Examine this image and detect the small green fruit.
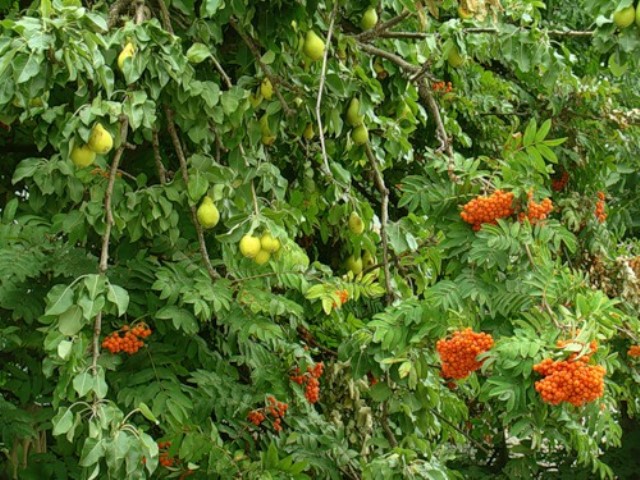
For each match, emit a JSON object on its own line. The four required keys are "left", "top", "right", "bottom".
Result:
{"left": 117, "top": 42, "right": 135, "bottom": 72}
{"left": 447, "top": 46, "right": 465, "bottom": 68}
{"left": 87, "top": 123, "right": 113, "bottom": 155}
{"left": 346, "top": 98, "right": 363, "bottom": 127}
{"left": 345, "top": 255, "right": 363, "bottom": 275}
{"left": 249, "top": 93, "right": 263, "bottom": 108}
{"left": 240, "top": 235, "right": 262, "bottom": 258}
{"left": 70, "top": 145, "right": 96, "bottom": 168}
{"left": 361, "top": 7, "right": 378, "bottom": 30}
{"left": 303, "top": 123, "right": 315, "bottom": 140}
{"left": 260, "top": 78, "right": 273, "bottom": 100}
{"left": 303, "top": 30, "right": 325, "bottom": 61}
{"left": 196, "top": 197, "right": 220, "bottom": 229}
{"left": 348, "top": 212, "right": 365, "bottom": 235}
{"left": 254, "top": 249, "right": 271, "bottom": 265}
{"left": 260, "top": 233, "right": 281, "bottom": 253}
{"left": 636, "top": 6, "right": 640, "bottom": 27}
{"left": 613, "top": 6, "right": 635, "bottom": 28}
{"left": 352, "top": 125, "right": 369, "bottom": 145}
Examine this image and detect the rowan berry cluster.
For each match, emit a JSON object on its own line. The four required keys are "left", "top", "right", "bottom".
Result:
{"left": 533, "top": 339, "right": 605, "bottom": 407}
{"left": 436, "top": 328, "right": 494, "bottom": 379}
{"left": 551, "top": 171, "right": 569, "bottom": 192}
{"left": 460, "top": 190, "right": 515, "bottom": 231}
{"left": 333, "top": 289, "right": 349, "bottom": 309}
{"left": 290, "top": 362, "right": 324, "bottom": 403}
{"left": 432, "top": 81, "right": 453, "bottom": 93}
{"left": 101, "top": 323, "right": 152, "bottom": 354}
{"left": 157, "top": 441, "right": 175, "bottom": 468}
{"left": 628, "top": 345, "right": 640, "bottom": 357}
{"left": 595, "top": 191, "right": 607, "bottom": 223}
{"left": 519, "top": 192, "right": 553, "bottom": 224}
{"left": 248, "top": 396, "right": 288, "bottom": 432}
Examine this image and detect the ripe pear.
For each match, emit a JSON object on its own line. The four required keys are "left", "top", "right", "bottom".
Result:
{"left": 361, "top": 7, "right": 378, "bottom": 30}
{"left": 87, "top": 123, "right": 113, "bottom": 154}
{"left": 260, "top": 78, "right": 273, "bottom": 100}
{"left": 352, "top": 125, "right": 369, "bottom": 145}
{"left": 196, "top": 197, "right": 220, "bottom": 229}
{"left": 260, "top": 233, "right": 281, "bottom": 253}
{"left": 240, "top": 235, "right": 262, "bottom": 258}
{"left": 254, "top": 250, "right": 271, "bottom": 265}
{"left": 348, "top": 211, "right": 365, "bottom": 235}
{"left": 447, "top": 46, "right": 465, "bottom": 68}
{"left": 70, "top": 144, "right": 96, "bottom": 168}
{"left": 303, "top": 123, "right": 315, "bottom": 140}
{"left": 345, "top": 255, "right": 363, "bottom": 275}
{"left": 346, "top": 98, "right": 363, "bottom": 127}
{"left": 117, "top": 42, "right": 135, "bottom": 72}
{"left": 303, "top": 30, "right": 325, "bottom": 61}
{"left": 613, "top": 6, "right": 635, "bottom": 28}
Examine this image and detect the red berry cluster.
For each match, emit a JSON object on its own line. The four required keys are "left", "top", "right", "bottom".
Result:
{"left": 101, "top": 323, "right": 152, "bottom": 354}
{"left": 248, "top": 396, "right": 288, "bottom": 433}
{"left": 551, "top": 171, "right": 569, "bottom": 192}
{"left": 595, "top": 191, "right": 607, "bottom": 223}
{"left": 432, "top": 81, "right": 453, "bottom": 93}
{"left": 533, "top": 339, "right": 605, "bottom": 407}
{"left": 290, "top": 362, "right": 324, "bottom": 404}
{"left": 628, "top": 345, "right": 640, "bottom": 357}
{"left": 436, "top": 328, "right": 494, "bottom": 379}
{"left": 518, "top": 192, "right": 553, "bottom": 224}
{"left": 460, "top": 190, "right": 515, "bottom": 231}
{"left": 157, "top": 441, "right": 175, "bottom": 468}
{"left": 332, "top": 289, "right": 349, "bottom": 309}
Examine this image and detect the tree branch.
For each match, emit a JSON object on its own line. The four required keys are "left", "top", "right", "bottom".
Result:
{"left": 107, "top": 0, "right": 132, "bottom": 28}
{"left": 164, "top": 107, "right": 219, "bottom": 281}
{"left": 429, "top": 408, "right": 492, "bottom": 455}
{"left": 153, "top": 0, "right": 173, "bottom": 34}
{"left": 355, "top": 10, "right": 412, "bottom": 42}
{"left": 151, "top": 129, "right": 167, "bottom": 184}
{"left": 381, "top": 398, "right": 398, "bottom": 448}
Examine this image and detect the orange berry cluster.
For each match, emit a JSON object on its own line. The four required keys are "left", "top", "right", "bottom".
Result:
{"left": 595, "top": 192, "right": 607, "bottom": 223}
{"left": 533, "top": 339, "right": 605, "bottom": 407}
{"left": 436, "top": 328, "right": 494, "bottom": 379}
{"left": 247, "top": 396, "right": 288, "bottom": 432}
{"left": 290, "top": 362, "right": 324, "bottom": 404}
{"left": 157, "top": 441, "right": 176, "bottom": 468}
{"left": 101, "top": 323, "right": 152, "bottom": 355}
{"left": 551, "top": 171, "right": 569, "bottom": 192}
{"left": 332, "top": 289, "right": 349, "bottom": 309}
{"left": 460, "top": 190, "right": 515, "bottom": 231}
{"left": 628, "top": 345, "right": 640, "bottom": 357}
{"left": 518, "top": 192, "right": 553, "bottom": 224}
{"left": 432, "top": 81, "right": 453, "bottom": 93}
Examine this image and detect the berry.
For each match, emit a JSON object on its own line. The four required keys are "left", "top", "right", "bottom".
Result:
{"left": 290, "top": 362, "right": 324, "bottom": 403}
{"left": 595, "top": 192, "right": 607, "bottom": 223}
{"left": 518, "top": 191, "right": 553, "bottom": 225}
{"left": 436, "top": 328, "right": 494, "bottom": 379}
{"left": 628, "top": 345, "right": 640, "bottom": 357}
{"left": 460, "top": 190, "right": 515, "bottom": 231}
{"left": 552, "top": 171, "right": 569, "bottom": 192}
{"left": 101, "top": 322, "right": 152, "bottom": 355}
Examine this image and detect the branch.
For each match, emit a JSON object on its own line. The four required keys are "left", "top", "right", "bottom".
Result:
{"left": 153, "top": 0, "right": 173, "bottom": 34}
{"left": 92, "top": 116, "right": 129, "bottom": 374}
{"left": 315, "top": 1, "right": 339, "bottom": 178}
{"left": 229, "top": 18, "right": 294, "bottom": 117}
{"left": 364, "top": 144, "right": 393, "bottom": 303}
{"left": 164, "top": 107, "right": 219, "bottom": 281}
{"left": 355, "top": 10, "right": 411, "bottom": 42}
{"left": 381, "top": 399, "right": 398, "bottom": 448}
{"left": 107, "top": 0, "right": 132, "bottom": 28}
{"left": 151, "top": 129, "right": 167, "bottom": 184}
{"left": 429, "top": 408, "right": 492, "bottom": 455}
{"left": 210, "top": 55, "right": 232, "bottom": 89}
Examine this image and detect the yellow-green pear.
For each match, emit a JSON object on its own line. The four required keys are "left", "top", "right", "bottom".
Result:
{"left": 613, "top": 6, "right": 635, "bottom": 28}
{"left": 637, "top": 5, "right": 640, "bottom": 27}
{"left": 196, "top": 197, "right": 220, "bottom": 229}
{"left": 240, "top": 235, "right": 262, "bottom": 258}
{"left": 260, "top": 233, "right": 281, "bottom": 253}
{"left": 348, "top": 211, "right": 365, "bottom": 235}
{"left": 303, "top": 123, "right": 315, "bottom": 140}
{"left": 254, "top": 250, "right": 271, "bottom": 265}
{"left": 303, "top": 30, "right": 325, "bottom": 61}
{"left": 87, "top": 123, "right": 113, "bottom": 154}
{"left": 345, "top": 255, "right": 363, "bottom": 275}
{"left": 70, "top": 145, "right": 96, "bottom": 168}
{"left": 260, "top": 78, "right": 274, "bottom": 100}
{"left": 361, "top": 7, "right": 378, "bottom": 30}
{"left": 346, "top": 98, "right": 363, "bottom": 127}
{"left": 117, "top": 42, "right": 135, "bottom": 72}
{"left": 447, "top": 46, "right": 465, "bottom": 68}
{"left": 352, "top": 125, "right": 369, "bottom": 145}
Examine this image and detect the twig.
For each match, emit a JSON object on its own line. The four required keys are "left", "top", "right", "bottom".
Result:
{"left": 210, "top": 55, "right": 232, "bottom": 89}
{"left": 107, "top": 0, "right": 132, "bottom": 28}
{"left": 315, "top": 1, "right": 339, "bottom": 178}
{"left": 151, "top": 129, "right": 167, "bottom": 184}
{"left": 381, "top": 399, "right": 398, "bottom": 448}
{"left": 92, "top": 116, "right": 129, "bottom": 374}
{"left": 360, "top": 236, "right": 439, "bottom": 276}
{"left": 356, "top": 11, "right": 411, "bottom": 42}
{"left": 164, "top": 107, "right": 219, "bottom": 281}
{"left": 133, "top": 0, "right": 146, "bottom": 24}
{"left": 429, "top": 408, "right": 491, "bottom": 455}
{"left": 364, "top": 144, "right": 393, "bottom": 303}
{"left": 153, "top": 0, "right": 173, "bottom": 33}
{"left": 229, "top": 18, "right": 293, "bottom": 117}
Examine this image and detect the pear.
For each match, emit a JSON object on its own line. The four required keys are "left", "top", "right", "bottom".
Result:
{"left": 351, "top": 125, "right": 369, "bottom": 145}
{"left": 303, "top": 123, "right": 315, "bottom": 140}
{"left": 613, "top": 6, "right": 635, "bottom": 28}
{"left": 346, "top": 98, "right": 363, "bottom": 127}
{"left": 87, "top": 123, "right": 113, "bottom": 155}
{"left": 260, "top": 233, "right": 281, "bottom": 253}
{"left": 447, "top": 46, "right": 465, "bottom": 68}
{"left": 260, "top": 78, "right": 273, "bottom": 100}
{"left": 196, "top": 197, "right": 220, "bottom": 229}
{"left": 303, "top": 30, "right": 325, "bottom": 61}
{"left": 637, "top": 5, "right": 640, "bottom": 27}
{"left": 240, "top": 235, "right": 262, "bottom": 258}
{"left": 254, "top": 249, "right": 271, "bottom": 265}
{"left": 458, "top": 6, "right": 473, "bottom": 20}
{"left": 361, "top": 7, "right": 378, "bottom": 30}
{"left": 249, "top": 93, "right": 263, "bottom": 108}
{"left": 117, "top": 42, "right": 135, "bottom": 72}
{"left": 348, "top": 211, "right": 365, "bottom": 235}
{"left": 262, "top": 135, "right": 276, "bottom": 146}
{"left": 70, "top": 145, "right": 96, "bottom": 168}
{"left": 345, "top": 255, "right": 363, "bottom": 275}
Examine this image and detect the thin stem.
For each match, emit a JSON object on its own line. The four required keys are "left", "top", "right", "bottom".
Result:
{"left": 153, "top": 0, "right": 173, "bottom": 33}
{"left": 355, "top": 11, "right": 411, "bottom": 42}
{"left": 151, "top": 129, "right": 166, "bottom": 184}
{"left": 429, "top": 408, "right": 492, "bottom": 455}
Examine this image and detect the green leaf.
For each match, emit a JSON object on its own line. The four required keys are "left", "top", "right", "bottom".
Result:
{"left": 535, "top": 119, "right": 551, "bottom": 143}
{"left": 368, "top": 383, "right": 392, "bottom": 402}
{"left": 106, "top": 284, "right": 129, "bottom": 316}
{"left": 57, "top": 340, "right": 73, "bottom": 360}
{"left": 79, "top": 437, "right": 105, "bottom": 467}
{"left": 186, "top": 43, "right": 210, "bottom": 64}
{"left": 45, "top": 284, "right": 75, "bottom": 316}
{"left": 200, "top": 0, "right": 223, "bottom": 17}
{"left": 522, "top": 119, "right": 537, "bottom": 147}
{"left": 138, "top": 402, "right": 160, "bottom": 425}
{"left": 73, "top": 371, "right": 94, "bottom": 397}
{"left": 58, "top": 305, "right": 84, "bottom": 335}
{"left": 52, "top": 408, "right": 74, "bottom": 436}
{"left": 187, "top": 170, "right": 209, "bottom": 203}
